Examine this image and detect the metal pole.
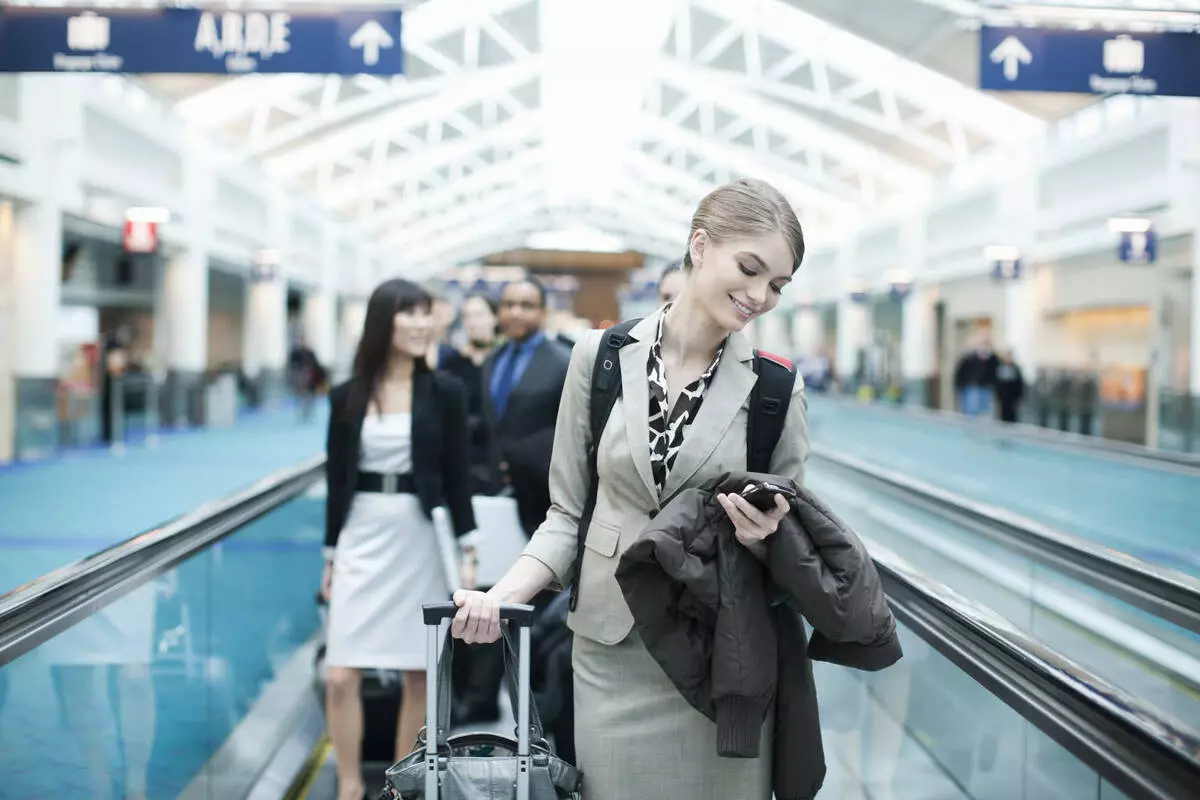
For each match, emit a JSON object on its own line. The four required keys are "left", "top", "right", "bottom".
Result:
{"left": 110, "top": 376, "right": 126, "bottom": 455}
{"left": 425, "top": 623, "right": 440, "bottom": 799}
{"left": 516, "top": 624, "right": 531, "bottom": 800}
{"left": 146, "top": 377, "right": 160, "bottom": 447}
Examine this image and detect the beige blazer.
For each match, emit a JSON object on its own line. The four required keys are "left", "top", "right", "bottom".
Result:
{"left": 522, "top": 310, "right": 811, "bottom": 646}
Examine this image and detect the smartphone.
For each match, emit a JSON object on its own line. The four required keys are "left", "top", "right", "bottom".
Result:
{"left": 739, "top": 480, "right": 797, "bottom": 511}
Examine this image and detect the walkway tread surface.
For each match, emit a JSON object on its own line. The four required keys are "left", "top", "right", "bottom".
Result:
{"left": 807, "top": 398, "right": 1200, "bottom": 577}
{"left": 0, "top": 405, "right": 327, "bottom": 596}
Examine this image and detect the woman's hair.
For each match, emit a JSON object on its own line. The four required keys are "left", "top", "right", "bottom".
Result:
{"left": 461, "top": 291, "right": 500, "bottom": 341}
{"left": 462, "top": 291, "right": 498, "bottom": 317}
{"left": 349, "top": 278, "right": 432, "bottom": 415}
{"left": 682, "top": 178, "right": 805, "bottom": 273}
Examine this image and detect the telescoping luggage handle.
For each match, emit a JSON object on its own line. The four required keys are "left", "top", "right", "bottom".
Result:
{"left": 422, "top": 602, "right": 537, "bottom": 800}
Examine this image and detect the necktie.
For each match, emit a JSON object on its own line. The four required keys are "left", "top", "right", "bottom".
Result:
{"left": 492, "top": 343, "right": 521, "bottom": 419}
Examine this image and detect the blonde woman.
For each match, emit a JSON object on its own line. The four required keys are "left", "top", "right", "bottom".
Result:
{"left": 451, "top": 178, "right": 810, "bottom": 798}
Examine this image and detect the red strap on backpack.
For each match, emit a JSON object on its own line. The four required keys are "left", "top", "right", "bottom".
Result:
{"left": 756, "top": 350, "right": 793, "bottom": 371}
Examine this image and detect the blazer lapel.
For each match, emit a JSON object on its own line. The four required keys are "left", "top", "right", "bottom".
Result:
{"left": 660, "top": 330, "right": 757, "bottom": 501}
{"left": 503, "top": 338, "right": 552, "bottom": 421}
{"left": 411, "top": 371, "right": 436, "bottom": 472}
{"left": 619, "top": 315, "right": 661, "bottom": 503}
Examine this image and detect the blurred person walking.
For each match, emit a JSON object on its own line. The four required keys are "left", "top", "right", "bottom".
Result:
{"left": 994, "top": 349, "right": 1026, "bottom": 423}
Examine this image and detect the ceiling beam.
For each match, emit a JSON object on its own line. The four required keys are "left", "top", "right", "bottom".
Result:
{"left": 638, "top": 114, "right": 857, "bottom": 212}
{"left": 679, "top": 0, "right": 1043, "bottom": 153}
{"left": 362, "top": 146, "right": 546, "bottom": 231}
{"left": 263, "top": 61, "right": 542, "bottom": 178}
{"left": 384, "top": 182, "right": 548, "bottom": 249}
{"left": 655, "top": 59, "right": 931, "bottom": 190}
{"left": 320, "top": 113, "right": 543, "bottom": 207}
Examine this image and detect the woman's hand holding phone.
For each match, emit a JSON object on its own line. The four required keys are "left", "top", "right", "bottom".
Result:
{"left": 716, "top": 484, "right": 790, "bottom": 559}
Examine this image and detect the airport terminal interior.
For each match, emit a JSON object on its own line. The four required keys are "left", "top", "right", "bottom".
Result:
{"left": 1, "top": 0, "right": 1199, "bottom": 798}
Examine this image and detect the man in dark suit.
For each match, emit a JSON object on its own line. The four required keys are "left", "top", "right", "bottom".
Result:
{"left": 455, "top": 276, "right": 570, "bottom": 725}
{"left": 483, "top": 277, "right": 572, "bottom": 538}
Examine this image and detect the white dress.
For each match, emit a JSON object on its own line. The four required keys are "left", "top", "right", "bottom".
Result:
{"left": 325, "top": 412, "right": 451, "bottom": 671}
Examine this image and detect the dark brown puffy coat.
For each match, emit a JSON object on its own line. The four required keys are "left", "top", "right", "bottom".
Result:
{"left": 615, "top": 471, "right": 902, "bottom": 800}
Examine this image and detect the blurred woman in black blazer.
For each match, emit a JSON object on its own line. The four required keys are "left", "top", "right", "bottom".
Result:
{"left": 322, "top": 278, "right": 477, "bottom": 800}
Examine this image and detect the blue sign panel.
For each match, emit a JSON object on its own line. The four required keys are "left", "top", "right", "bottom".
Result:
{"left": 991, "top": 259, "right": 1022, "bottom": 282}
{"left": 1119, "top": 230, "right": 1158, "bottom": 265}
{"left": 0, "top": 7, "right": 403, "bottom": 75}
{"left": 980, "top": 26, "right": 1200, "bottom": 97}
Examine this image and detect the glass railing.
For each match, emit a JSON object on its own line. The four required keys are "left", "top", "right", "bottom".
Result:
{"left": 0, "top": 459, "right": 324, "bottom": 799}
{"left": 1159, "top": 389, "right": 1199, "bottom": 454}
{"left": 808, "top": 457, "right": 1200, "bottom": 734}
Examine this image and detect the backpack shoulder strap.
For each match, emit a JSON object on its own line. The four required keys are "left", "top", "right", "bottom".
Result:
{"left": 588, "top": 319, "right": 639, "bottom": 448}
{"left": 570, "top": 319, "right": 640, "bottom": 611}
{"left": 747, "top": 350, "right": 796, "bottom": 474}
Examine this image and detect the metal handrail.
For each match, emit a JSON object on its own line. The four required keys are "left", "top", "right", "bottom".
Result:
{"left": 813, "top": 393, "right": 1200, "bottom": 473}
{"left": 812, "top": 444, "right": 1200, "bottom": 636}
{"left": 0, "top": 454, "right": 324, "bottom": 668}
{"left": 873, "top": 539, "right": 1200, "bottom": 800}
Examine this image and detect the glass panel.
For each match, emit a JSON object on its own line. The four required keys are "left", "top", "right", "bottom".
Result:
{"left": 816, "top": 619, "right": 1112, "bottom": 800}
{"left": 0, "top": 491, "right": 324, "bottom": 798}
{"left": 807, "top": 462, "right": 1200, "bottom": 734}
{"left": 1100, "top": 778, "right": 1134, "bottom": 800}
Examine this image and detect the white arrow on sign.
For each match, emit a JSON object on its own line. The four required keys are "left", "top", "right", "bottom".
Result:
{"left": 990, "top": 35, "right": 1032, "bottom": 81}
{"left": 349, "top": 19, "right": 394, "bottom": 67}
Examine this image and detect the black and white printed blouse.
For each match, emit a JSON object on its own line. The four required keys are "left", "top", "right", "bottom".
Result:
{"left": 646, "top": 309, "right": 725, "bottom": 495}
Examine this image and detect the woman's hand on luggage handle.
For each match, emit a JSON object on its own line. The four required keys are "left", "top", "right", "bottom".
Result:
{"left": 451, "top": 589, "right": 502, "bottom": 644}
{"left": 716, "top": 491, "right": 789, "bottom": 561}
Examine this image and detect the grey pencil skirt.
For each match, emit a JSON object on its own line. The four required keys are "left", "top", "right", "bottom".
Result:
{"left": 572, "top": 629, "right": 773, "bottom": 799}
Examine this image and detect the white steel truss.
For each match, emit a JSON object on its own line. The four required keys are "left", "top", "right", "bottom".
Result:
{"left": 665, "top": 0, "right": 1043, "bottom": 165}
{"left": 150, "top": 0, "right": 1061, "bottom": 271}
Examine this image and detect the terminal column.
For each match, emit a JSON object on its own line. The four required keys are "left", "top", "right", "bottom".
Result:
{"left": 1191, "top": 235, "right": 1200, "bottom": 399}
{"left": 243, "top": 265, "right": 288, "bottom": 406}
{"left": 303, "top": 226, "right": 339, "bottom": 374}
{"left": 303, "top": 290, "right": 336, "bottom": 374}
{"left": 1003, "top": 274, "right": 1045, "bottom": 374}
{"left": 163, "top": 135, "right": 214, "bottom": 425}
{"left": 791, "top": 305, "right": 823, "bottom": 360}
{"left": 901, "top": 284, "right": 938, "bottom": 407}
{"left": 9, "top": 200, "right": 64, "bottom": 459}
{"left": 162, "top": 249, "right": 209, "bottom": 426}
{"left": 337, "top": 297, "right": 367, "bottom": 379}
{"left": 836, "top": 296, "right": 869, "bottom": 391}
{"left": 754, "top": 311, "right": 791, "bottom": 356}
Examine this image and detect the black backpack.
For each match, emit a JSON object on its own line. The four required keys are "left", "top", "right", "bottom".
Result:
{"left": 568, "top": 318, "right": 796, "bottom": 610}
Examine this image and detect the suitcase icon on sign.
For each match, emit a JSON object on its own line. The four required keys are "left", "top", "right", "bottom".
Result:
{"left": 68, "top": 11, "right": 110, "bottom": 52}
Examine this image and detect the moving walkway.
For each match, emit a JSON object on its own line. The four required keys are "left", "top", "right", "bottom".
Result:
{"left": 1, "top": 456, "right": 1197, "bottom": 799}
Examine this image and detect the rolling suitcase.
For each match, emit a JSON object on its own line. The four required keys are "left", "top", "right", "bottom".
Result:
{"left": 381, "top": 602, "right": 583, "bottom": 800}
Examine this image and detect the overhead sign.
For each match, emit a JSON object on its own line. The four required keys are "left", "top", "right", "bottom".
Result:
{"left": 980, "top": 26, "right": 1200, "bottom": 97}
{"left": 0, "top": 7, "right": 403, "bottom": 75}
{"left": 122, "top": 220, "right": 158, "bottom": 254}
{"left": 1119, "top": 229, "right": 1158, "bottom": 265}
{"left": 991, "top": 259, "right": 1022, "bottom": 282}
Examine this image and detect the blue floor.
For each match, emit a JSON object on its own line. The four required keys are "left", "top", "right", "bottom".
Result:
{"left": 807, "top": 398, "right": 1200, "bottom": 578}
{"left": 0, "top": 402, "right": 328, "bottom": 597}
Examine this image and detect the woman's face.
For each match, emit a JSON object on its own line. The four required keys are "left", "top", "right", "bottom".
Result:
{"left": 687, "top": 229, "right": 793, "bottom": 333}
{"left": 461, "top": 296, "right": 497, "bottom": 345}
{"left": 391, "top": 304, "right": 433, "bottom": 359}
